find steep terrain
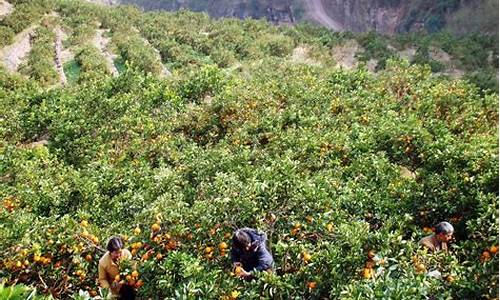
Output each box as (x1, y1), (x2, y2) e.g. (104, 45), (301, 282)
(0, 25), (34, 72)
(116, 0), (498, 35)
(0, 1), (498, 299)
(0, 0), (13, 18)
(304, 0), (342, 31)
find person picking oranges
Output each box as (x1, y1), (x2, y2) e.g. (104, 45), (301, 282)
(231, 228), (274, 280)
(98, 236), (135, 299)
(419, 221), (454, 252)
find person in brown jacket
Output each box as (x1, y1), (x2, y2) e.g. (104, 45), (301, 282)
(419, 221), (454, 252)
(98, 237), (135, 299)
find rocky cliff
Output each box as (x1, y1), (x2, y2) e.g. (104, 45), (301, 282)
(319, 0), (498, 34)
(112, 0), (498, 35)
(120, 0), (298, 25)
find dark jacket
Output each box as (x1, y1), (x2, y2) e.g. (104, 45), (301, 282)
(231, 228), (274, 272)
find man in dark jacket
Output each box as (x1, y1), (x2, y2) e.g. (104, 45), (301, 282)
(231, 228), (274, 280)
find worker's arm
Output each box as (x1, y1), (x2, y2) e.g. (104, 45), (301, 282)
(231, 247), (241, 265)
(98, 261), (110, 289)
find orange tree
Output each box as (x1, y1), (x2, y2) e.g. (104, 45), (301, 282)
(1, 58), (498, 298)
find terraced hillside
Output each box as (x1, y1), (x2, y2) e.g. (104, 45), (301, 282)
(0, 0), (498, 90)
(0, 0), (498, 299)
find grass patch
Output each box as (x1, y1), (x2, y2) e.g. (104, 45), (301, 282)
(113, 57), (127, 74)
(63, 59), (81, 84)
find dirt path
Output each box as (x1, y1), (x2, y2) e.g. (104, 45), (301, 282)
(140, 34), (171, 77)
(55, 26), (67, 85)
(304, 0), (343, 31)
(0, 0), (13, 19)
(0, 25), (35, 72)
(92, 29), (118, 76)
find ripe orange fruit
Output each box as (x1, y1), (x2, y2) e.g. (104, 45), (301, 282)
(126, 274), (132, 282)
(481, 250), (491, 262)
(306, 281), (317, 289)
(423, 227), (433, 234)
(234, 266), (243, 275)
(89, 235), (99, 243)
(362, 267), (373, 279)
(151, 223), (161, 232)
(302, 251), (312, 263)
(85, 254), (92, 262)
(415, 263), (426, 273)
(219, 242), (228, 251)
(131, 270), (139, 278)
(229, 290), (240, 299)
(141, 252), (151, 261)
(80, 220), (88, 227)
(489, 245), (498, 255)
(204, 246), (214, 254)
(114, 274), (120, 282)
(134, 227), (141, 235)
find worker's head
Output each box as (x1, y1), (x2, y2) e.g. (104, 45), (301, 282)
(435, 221), (454, 243)
(107, 236), (124, 261)
(233, 229), (252, 252)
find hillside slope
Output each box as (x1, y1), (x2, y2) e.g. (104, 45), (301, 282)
(0, 1), (498, 299)
(116, 0), (499, 35)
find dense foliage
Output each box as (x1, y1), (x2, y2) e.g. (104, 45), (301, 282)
(0, 0), (498, 299)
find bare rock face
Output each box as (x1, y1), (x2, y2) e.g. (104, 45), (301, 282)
(331, 39), (360, 70)
(96, 0), (496, 35)
(0, 0), (13, 19)
(321, 0), (409, 34)
(120, 0), (296, 25)
(0, 26), (35, 72)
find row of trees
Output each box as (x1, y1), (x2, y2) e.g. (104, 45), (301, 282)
(0, 56), (497, 298)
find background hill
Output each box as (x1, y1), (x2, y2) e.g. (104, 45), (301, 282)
(0, 0), (498, 299)
(117, 0), (499, 35)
